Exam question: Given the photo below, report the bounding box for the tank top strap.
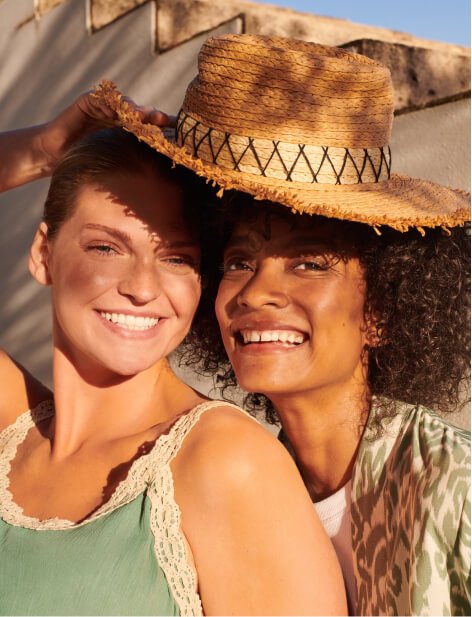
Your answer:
[144,399,248,617]
[149,400,245,468]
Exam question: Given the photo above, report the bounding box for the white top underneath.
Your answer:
[314,481,356,615]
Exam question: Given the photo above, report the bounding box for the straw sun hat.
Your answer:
[95,34,470,232]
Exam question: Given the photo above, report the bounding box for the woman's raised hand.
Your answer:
[0,90,174,193]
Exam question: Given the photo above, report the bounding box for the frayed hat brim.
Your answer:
[94,80,470,233]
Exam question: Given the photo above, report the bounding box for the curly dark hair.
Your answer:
[182,192,470,433]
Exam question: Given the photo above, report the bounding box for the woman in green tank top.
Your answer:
[0,117,346,614]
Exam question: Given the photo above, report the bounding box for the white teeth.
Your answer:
[100,312,159,330]
[240,330,305,345]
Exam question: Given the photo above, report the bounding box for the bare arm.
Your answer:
[0,349,52,431]
[173,406,347,616]
[0,90,173,193]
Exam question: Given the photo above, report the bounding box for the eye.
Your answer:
[86,243,119,256]
[222,260,253,273]
[293,257,330,272]
[161,255,199,273]
[164,257,187,266]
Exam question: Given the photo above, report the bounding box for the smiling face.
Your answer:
[30,169,201,378]
[215,211,370,400]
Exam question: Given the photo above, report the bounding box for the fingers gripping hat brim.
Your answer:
[94,64,469,233]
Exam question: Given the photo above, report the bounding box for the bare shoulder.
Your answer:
[0,348,51,431]
[172,403,347,615]
[175,403,291,485]
[172,402,311,520]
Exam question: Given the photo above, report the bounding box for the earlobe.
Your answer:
[365,319,388,348]
[363,306,388,348]
[29,222,52,286]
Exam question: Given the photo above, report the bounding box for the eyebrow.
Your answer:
[82,224,131,243]
[284,235,332,250]
[82,223,199,250]
[225,233,332,252]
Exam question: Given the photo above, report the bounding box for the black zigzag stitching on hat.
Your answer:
[176,112,391,184]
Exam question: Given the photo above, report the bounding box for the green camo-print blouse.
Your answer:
[352,401,470,616]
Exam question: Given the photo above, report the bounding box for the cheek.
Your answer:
[215,286,231,332]
[166,274,202,317]
[332,290,367,350]
[53,258,119,303]
[306,280,366,338]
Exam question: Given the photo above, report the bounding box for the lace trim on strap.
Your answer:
[0,399,248,614]
[146,400,247,617]
[0,398,248,615]
[0,398,245,531]
[148,469,202,616]
[0,400,64,529]
[0,399,168,530]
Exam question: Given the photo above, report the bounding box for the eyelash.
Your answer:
[163,256,196,269]
[293,259,329,271]
[221,258,329,273]
[220,260,253,273]
[86,243,118,256]
[85,244,196,268]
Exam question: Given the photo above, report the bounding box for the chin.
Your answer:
[236,373,284,396]
[78,348,161,380]
[105,357,159,377]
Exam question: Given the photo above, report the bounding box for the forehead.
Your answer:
[226,210,352,252]
[72,171,194,241]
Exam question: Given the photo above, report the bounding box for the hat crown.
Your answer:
[182,34,394,149]
[93,34,469,232]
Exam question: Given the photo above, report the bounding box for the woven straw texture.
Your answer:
[94,34,470,232]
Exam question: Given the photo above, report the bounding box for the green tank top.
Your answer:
[0,399,232,616]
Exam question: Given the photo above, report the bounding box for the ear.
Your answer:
[364,305,387,348]
[29,222,52,286]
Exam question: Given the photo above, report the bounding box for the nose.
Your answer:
[117,258,161,305]
[237,263,289,309]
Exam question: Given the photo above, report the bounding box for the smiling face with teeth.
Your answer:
[29,167,201,378]
[215,211,370,400]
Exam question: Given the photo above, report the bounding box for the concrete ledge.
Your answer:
[36,0,64,17]
[156,0,469,54]
[157,0,243,51]
[30,0,472,57]
[90,0,149,31]
[341,39,470,112]
[22,0,472,110]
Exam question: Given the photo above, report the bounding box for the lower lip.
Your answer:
[236,340,307,354]
[95,311,164,340]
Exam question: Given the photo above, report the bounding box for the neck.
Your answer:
[49,347,199,461]
[271,378,370,502]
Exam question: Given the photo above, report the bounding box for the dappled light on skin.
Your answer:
[33,170,201,387]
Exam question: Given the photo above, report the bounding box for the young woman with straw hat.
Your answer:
[92,34,471,615]
[0,117,346,613]
[1,33,470,616]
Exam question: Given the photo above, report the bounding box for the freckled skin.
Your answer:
[216,215,369,399]
[44,170,201,379]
